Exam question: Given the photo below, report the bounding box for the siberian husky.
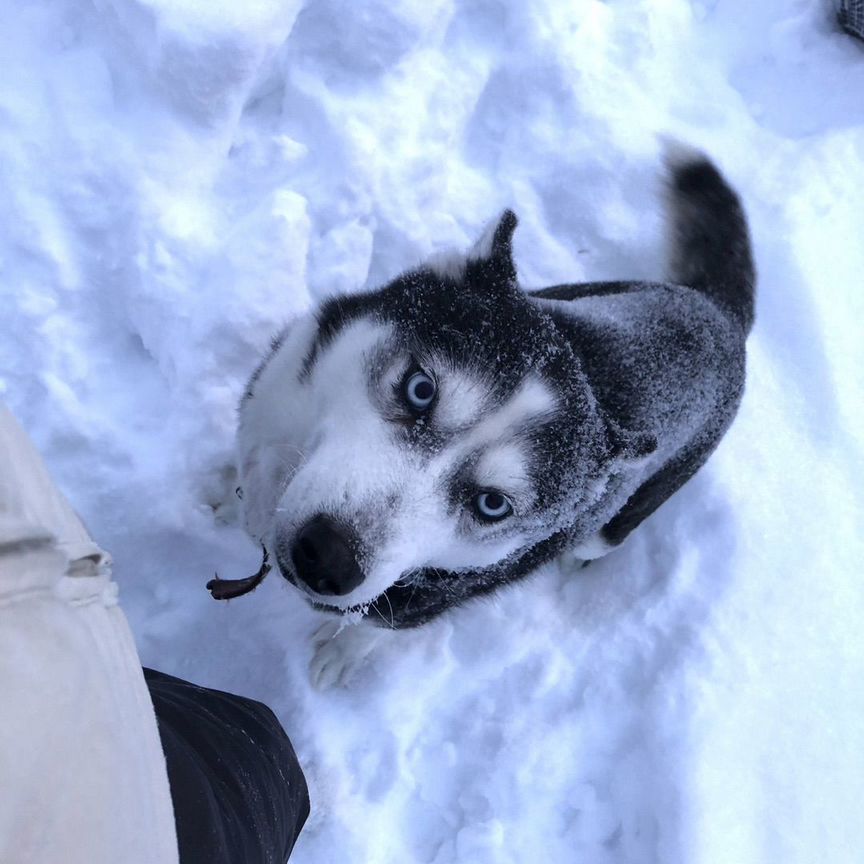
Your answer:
[224,147,754,676]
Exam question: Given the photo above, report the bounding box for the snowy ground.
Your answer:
[2,0,863,861]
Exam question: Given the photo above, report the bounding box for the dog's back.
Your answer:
[529,148,755,551]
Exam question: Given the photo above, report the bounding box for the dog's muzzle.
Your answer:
[276,514,365,597]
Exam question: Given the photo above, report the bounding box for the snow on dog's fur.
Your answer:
[236,148,754,635]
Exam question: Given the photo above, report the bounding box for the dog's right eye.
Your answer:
[473,490,513,523]
[404,370,437,411]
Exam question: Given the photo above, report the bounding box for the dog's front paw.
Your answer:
[199,457,242,525]
[560,533,616,570]
[310,621,384,690]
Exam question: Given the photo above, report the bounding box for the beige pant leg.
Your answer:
[0,404,178,864]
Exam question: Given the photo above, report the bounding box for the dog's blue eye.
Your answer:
[405,370,436,411]
[474,491,513,522]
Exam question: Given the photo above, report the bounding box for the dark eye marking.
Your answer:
[472,490,514,523]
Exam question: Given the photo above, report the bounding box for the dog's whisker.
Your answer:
[392,567,422,589]
[404,579,421,613]
[380,591,396,629]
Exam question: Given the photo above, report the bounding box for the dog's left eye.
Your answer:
[473,491,513,522]
[404,370,437,411]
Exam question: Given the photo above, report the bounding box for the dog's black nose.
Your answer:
[286,515,364,597]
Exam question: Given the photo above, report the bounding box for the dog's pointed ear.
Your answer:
[467,209,518,288]
[606,417,658,465]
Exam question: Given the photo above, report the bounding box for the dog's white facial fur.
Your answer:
[237,315,558,610]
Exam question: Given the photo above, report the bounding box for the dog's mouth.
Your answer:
[281,566,372,619]
[204,522,397,621]
[272,514,367,599]
[205,542,372,618]
[275,549,367,612]
[271,540,396,620]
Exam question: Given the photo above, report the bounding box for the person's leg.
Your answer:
[1,404,310,863]
[0,403,178,864]
[145,669,309,864]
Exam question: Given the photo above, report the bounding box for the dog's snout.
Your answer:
[286,514,364,597]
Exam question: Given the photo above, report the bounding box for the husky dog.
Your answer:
[235,148,754,634]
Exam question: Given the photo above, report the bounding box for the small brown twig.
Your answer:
[206,546,271,600]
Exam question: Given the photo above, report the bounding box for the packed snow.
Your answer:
[2,0,863,861]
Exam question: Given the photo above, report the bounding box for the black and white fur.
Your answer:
[235,147,754,635]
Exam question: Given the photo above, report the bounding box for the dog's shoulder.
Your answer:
[528,280,649,303]
[527,280,746,439]
[526,279,744,366]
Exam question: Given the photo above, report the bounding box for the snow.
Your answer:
[2,0,863,861]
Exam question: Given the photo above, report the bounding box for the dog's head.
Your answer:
[237,212,653,625]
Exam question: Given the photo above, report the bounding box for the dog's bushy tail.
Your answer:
[664,143,755,333]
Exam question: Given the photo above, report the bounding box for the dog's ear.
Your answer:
[606,416,657,466]
[466,209,518,289]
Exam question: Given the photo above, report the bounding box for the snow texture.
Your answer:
[1,1,863,862]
